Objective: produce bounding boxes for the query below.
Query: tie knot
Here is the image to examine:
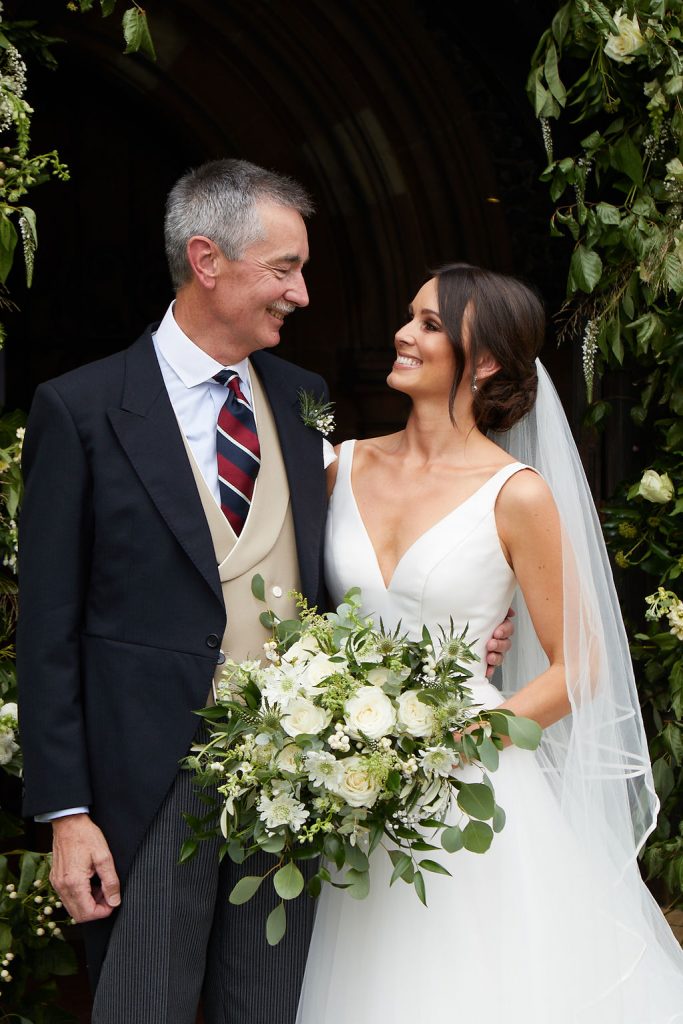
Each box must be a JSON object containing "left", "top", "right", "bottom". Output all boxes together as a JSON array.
[{"left": 213, "top": 370, "right": 245, "bottom": 401}]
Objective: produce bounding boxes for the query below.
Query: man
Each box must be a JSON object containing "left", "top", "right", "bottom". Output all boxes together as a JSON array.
[{"left": 18, "top": 159, "right": 511, "bottom": 1023}]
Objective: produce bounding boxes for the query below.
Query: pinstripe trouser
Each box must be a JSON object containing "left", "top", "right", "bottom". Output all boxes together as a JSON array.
[{"left": 91, "top": 765, "right": 315, "bottom": 1024}]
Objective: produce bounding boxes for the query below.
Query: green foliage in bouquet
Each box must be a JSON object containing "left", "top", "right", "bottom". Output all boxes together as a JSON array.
[
  {"left": 529, "top": 0, "right": 683, "bottom": 906},
  {"left": 0, "top": 851, "right": 76, "bottom": 1024},
  {"left": 185, "top": 577, "right": 541, "bottom": 945}
]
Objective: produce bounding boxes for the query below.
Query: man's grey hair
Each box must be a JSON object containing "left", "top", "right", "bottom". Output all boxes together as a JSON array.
[{"left": 164, "top": 159, "right": 315, "bottom": 290}]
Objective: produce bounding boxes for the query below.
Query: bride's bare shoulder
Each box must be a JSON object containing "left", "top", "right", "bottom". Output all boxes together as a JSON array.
[{"left": 495, "top": 467, "right": 558, "bottom": 525}]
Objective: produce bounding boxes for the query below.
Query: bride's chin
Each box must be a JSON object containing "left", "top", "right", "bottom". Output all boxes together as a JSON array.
[{"left": 386, "top": 370, "right": 412, "bottom": 394}]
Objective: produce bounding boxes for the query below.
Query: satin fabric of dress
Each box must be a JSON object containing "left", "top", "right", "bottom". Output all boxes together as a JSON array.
[{"left": 295, "top": 440, "right": 683, "bottom": 1024}]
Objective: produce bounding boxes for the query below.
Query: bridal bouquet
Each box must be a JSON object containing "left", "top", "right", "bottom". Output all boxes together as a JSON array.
[{"left": 184, "top": 578, "right": 541, "bottom": 944}]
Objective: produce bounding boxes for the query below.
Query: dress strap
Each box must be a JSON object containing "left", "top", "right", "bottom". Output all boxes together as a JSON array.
[
  {"left": 334, "top": 438, "right": 357, "bottom": 486},
  {"left": 487, "top": 462, "right": 536, "bottom": 507}
]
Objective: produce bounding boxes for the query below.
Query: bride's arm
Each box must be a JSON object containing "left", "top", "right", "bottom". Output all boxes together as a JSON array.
[{"left": 494, "top": 469, "right": 571, "bottom": 730}]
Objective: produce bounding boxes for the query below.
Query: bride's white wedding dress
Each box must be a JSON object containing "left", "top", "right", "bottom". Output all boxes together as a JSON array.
[{"left": 295, "top": 439, "right": 683, "bottom": 1024}]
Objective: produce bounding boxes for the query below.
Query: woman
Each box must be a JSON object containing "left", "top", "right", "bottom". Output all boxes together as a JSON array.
[{"left": 296, "top": 265, "right": 683, "bottom": 1023}]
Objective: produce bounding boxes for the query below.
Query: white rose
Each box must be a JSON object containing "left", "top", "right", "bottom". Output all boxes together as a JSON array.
[
  {"left": 0, "top": 730, "right": 18, "bottom": 766},
  {"left": 638, "top": 469, "right": 674, "bottom": 504},
  {"left": 332, "top": 755, "right": 380, "bottom": 808},
  {"left": 299, "top": 653, "right": 344, "bottom": 692},
  {"left": 276, "top": 743, "right": 302, "bottom": 773},
  {"left": 0, "top": 702, "right": 18, "bottom": 723},
  {"left": 281, "top": 697, "right": 331, "bottom": 737},
  {"left": 396, "top": 690, "right": 435, "bottom": 738},
  {"left": 367, "top": 667, "right": 391, "bottom": 687},
  {"left": 283, "top": 635, "right": 320, "bottom": 665},
  {"left": 344, "top": 686, "right": 396, "bottom": 740},
  {"left": 604, "top": 9, "right": 645, "bottom": 64}
]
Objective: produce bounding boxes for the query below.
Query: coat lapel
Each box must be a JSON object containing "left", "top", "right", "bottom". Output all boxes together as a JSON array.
[
  {"left": 106, "top": 327, "right": 224, "bottom": 610},
  {"left": 250, "top": 351, "right": 327, "bottom": 604}
]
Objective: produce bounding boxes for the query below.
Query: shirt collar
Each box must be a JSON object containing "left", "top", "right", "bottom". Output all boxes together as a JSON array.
[{"left": 153, "top": 302, "right": 251, "bottom": 388}]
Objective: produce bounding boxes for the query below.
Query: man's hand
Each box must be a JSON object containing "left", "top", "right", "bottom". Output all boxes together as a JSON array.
[
  {"left": 485, "top": 608, "right": 515, "bottom": 678},
  {"left": 50, "top": 813, "right": 121, "bottom": 923}
]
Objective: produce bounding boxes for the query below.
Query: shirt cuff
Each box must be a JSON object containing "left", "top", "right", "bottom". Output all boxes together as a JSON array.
[
  {"left": 323, "top": 438, "right": 337, "bottom": 469},
  {"left": 35, "top": 806, "right": 90, "bottom": 823}
]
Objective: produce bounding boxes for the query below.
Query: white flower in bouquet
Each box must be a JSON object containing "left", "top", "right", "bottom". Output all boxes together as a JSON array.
[
  {"left": 604, "top": 9, "right": 645, "bottom": 64},
  {"left": 0, "top": 702, "right": 17, "bottom": 724},
  {"left": 331, "top": 754, "right": 381, "bottom": 808},
  {"left": 258, "top": 791, "right": 310, "bottom": 832},
  {"left": 281, "top": 697, "right": 331, "bottom": 737},
  {"left": 344, "top": 685, "right": 396, "bottom": 740},
  {"left": 260, "top": 662, "right": 306, "bottom": 708},
  {"left": 299, "top": 652, "right": 345, "bottom": 692},
  {"left": 277, "top": 743, "right": 303, "bottom": 773},
  {"left": 396, "top": 690, "right": 435, "bottom": 738},
  {"left": 419, "top": 745, "right": 454, "bottom": 778},
  {"left": 304, "top": 750, "right": 344, "bottom": 789},
  {"left": 366, "top": 667, "right": 391, "bottom": 687},
  {"left": 282, "top": 634, "right": 321, "bottom": 665},
  {"left": 0, "top": 729, "right": 19, "bottom": 765}
]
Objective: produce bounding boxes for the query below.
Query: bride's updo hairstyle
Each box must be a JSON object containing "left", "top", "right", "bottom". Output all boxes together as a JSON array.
[{"left": 433, "top": 263, "right": 544, "bottom": 432}]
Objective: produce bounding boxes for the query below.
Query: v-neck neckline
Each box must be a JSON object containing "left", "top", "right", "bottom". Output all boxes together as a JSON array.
[{"left": 344, "top": 440, "right": 521, "bottom": 591}]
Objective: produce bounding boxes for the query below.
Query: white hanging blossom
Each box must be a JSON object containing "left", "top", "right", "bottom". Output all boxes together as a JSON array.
[{"left": 582, "top": 318, "right": 599, "bottom": 402}]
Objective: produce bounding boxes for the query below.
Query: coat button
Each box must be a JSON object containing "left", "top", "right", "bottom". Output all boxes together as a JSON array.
[{"left": 206, "top": 634, "right": 220, "bottom": 648}]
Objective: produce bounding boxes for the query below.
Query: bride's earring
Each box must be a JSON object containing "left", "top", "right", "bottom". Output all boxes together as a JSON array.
[{"left": 471, "top": 374, "right": 478, "bottom": 393}]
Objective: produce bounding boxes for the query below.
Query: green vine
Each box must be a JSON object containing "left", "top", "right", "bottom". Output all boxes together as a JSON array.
[{"left": 530, "top": 0, "right": 683, "bottom": 908}]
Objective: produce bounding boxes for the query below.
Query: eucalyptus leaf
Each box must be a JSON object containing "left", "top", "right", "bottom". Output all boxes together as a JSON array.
[
  {"left": 441, "top": 825, "right": 464, "bottom": 853},
  {"left": 462, "top": 820, "right": 494, "bottom": 854},
  {"left": 389, "top": 851, "right": 413, "bottom": 885},
  {"left": 492, "top": 805, "right": 506, "bottom": 833},
  {"left": 507, "top": 715, "right": 542, "bottom": 750},
  {"left": 345, "top": 867, "right": 370, "bottom": 899},
  {"left": 476, "top": 735, "right": 499, "bottom": 772},
  {"left": 273, "top": 861, "right": 305, "bottom": 900},
  {"left": 251, "top": 573, "right": 266, "bottom": 602},
  {"left": 266, "top": 902, "right": 287, "bottom": 945},
  {"left": 229, "top": 874, "right": 264, "bottom": 905},
  {"left": 344, "top": 843, "right": 369, "bottom": 872},
  {"left": 457, "top": 782, "right": 495, "bottom": 820}
]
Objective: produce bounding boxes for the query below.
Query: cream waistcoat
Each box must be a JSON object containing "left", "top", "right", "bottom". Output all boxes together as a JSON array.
[{"left": 178, "top": 365, "right": 302, "bottom": 687}]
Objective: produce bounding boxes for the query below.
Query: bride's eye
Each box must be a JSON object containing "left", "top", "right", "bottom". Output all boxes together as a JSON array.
[{"left": 423, "top": 320, "right": 440, "bottom": 332}]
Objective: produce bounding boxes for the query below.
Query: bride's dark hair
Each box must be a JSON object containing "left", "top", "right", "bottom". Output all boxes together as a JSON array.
[{"left": 432, "top": 263, "right": 544, "bottom": 432}]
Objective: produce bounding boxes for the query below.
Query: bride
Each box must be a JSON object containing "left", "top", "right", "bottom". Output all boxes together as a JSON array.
[{"left": 296, "top": 264, "right": 683, "bottom": 1023}]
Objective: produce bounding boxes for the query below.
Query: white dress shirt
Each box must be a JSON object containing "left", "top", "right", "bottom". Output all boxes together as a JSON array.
[{"left": 37, "top": 303, "right": 334, "bottom": 821}]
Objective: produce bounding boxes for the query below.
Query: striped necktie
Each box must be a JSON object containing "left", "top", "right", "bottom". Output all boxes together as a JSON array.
[{"left": 213, "top": 370, "right": 261, "bottom": 535}]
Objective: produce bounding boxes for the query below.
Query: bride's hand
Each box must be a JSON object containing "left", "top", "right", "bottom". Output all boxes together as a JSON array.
[{"left": 484, "top": 608, "right": 515, "bottom": 677}]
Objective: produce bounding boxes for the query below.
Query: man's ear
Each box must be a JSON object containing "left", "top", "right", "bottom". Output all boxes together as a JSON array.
[
  {"left": 186, "top": 235, "right": 222, "bottom": 289},
  {"left": 475, "top": 351, "right": 500, "bottom": 383}
]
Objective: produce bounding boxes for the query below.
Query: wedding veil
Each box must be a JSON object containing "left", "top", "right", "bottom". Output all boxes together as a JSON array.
[{"left": 492, "top": 360, "right": 683, "bottom": 971}]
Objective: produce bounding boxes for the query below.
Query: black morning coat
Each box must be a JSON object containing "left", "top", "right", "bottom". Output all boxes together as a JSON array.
[{"left": 16, "top": 324, "right": 329, "bottom": 981}]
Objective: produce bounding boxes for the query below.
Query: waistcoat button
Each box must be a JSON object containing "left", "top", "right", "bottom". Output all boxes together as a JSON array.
[{"left": 206, "top": 634, "right": 220, "bottom": 648}]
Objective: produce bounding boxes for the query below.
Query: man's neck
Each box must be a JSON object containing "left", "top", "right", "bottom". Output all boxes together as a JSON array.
[{"left": 173, "top": 290, "right": 252, "bottom": 365}]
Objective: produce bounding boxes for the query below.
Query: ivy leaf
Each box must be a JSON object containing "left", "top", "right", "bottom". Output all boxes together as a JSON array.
[
  {"left": 551, "top": 2, "right": 571, "bottom": 45},
  {"left": 569, "top": 245, "right": 603, "bottom": 294},
  {"left": 266, "top": 902, "right": 287, "bottom": 945},
  {"left": 652, "top": 756, "right": 675, "bottom": 803},
  {"left": 595, "top": 202, "right": 621, "bottom": 225},
  {"left": 664, "top": 253, "right": 683, "bottom": 295},
  {"left": 122, "top": 6, "right": 156, "bottom": 60},
  {"left": 100, "top": 0, "right": 117, "bottom": 14}
]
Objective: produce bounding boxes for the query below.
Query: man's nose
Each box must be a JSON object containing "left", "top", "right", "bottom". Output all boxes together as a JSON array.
[{"left": 285, "top": 270, "right": 309, "bottom": 308}]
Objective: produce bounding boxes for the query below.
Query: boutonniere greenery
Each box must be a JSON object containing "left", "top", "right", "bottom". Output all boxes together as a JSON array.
[{"left": 298, "top": 389, "right": 335, "bottom": 437}]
